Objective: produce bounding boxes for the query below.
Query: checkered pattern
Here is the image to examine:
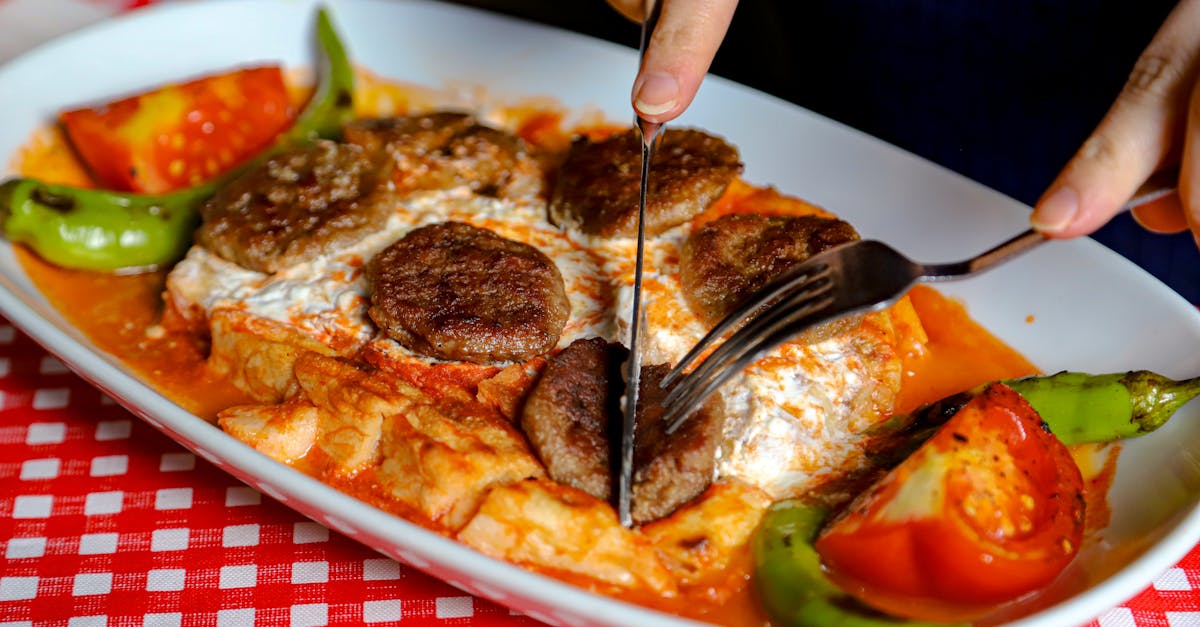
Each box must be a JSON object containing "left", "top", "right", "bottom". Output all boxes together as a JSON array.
[
  {"left": 7, "top": 329, "right": 1194, "bottom": 627},
  {"left": 0, "top": 320, "right": 539, "bottom": 626},
  {"left": 1097, "top": 563, "right": 1200, "bottom": 627},
  {"left": 3, "top": 320, "right": 1197, "bottom": 627}
]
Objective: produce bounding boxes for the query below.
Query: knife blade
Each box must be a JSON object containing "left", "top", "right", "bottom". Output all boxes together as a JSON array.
[{"left": 617, "top": 0, "right": 663, "bottom": 528}]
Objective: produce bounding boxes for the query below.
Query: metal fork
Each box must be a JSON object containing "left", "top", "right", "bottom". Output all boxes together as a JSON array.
[{"left": 658, "top": 173, "right": 1180, "bottom": 434}]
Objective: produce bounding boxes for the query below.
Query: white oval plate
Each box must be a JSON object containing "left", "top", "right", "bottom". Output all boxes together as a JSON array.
[{"left": 1, "top": 1, "right": 1199, "bottom": 625}]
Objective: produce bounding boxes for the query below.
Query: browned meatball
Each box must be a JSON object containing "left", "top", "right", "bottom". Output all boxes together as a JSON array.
[
  {"left": 197, "top": 139, "right": 391, "bottom": 273},
  {"left": 631, "top": 364, "right": 726, "bottom": 525},
  {"left": 343, "top": 112, "right": 541, "bottom": 198},
  {"left": 549, "top": 128, "right": 742, "bottom": 238},
  {"left": 681, "top": 212, "right": 860, "bottom": 338},
  {"left": 520, "top": 338, "right": 625, "bottom": 501},
  {"left": 367, "top": 222, "right": 570, "bottom": 364},
  {"left": 519, "top": 339, "right": 725, "bottom": 522}
]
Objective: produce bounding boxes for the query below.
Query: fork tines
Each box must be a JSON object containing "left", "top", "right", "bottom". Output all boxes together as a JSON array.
[{"left": 659, "top": 258, "right": 836, "bottom": 433}]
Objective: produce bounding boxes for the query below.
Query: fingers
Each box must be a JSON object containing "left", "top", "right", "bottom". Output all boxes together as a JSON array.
[
  {"left": 1180, "top": 71, "right": 1200, "bottom": 247},
  {"left": 1131, "top": 195, "right": 1190, "bottom": 234},
  {"left": 629, "top": 0, "right": 739, "bottom": 123},
  {"left": 1031, "top": 0, "right": 1200, "bottom": 239}
]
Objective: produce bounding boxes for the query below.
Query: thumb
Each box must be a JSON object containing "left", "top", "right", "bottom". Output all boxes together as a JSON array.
[
  {"left": 1031, "top": 0, "right": 1200, "bottom": 238},
  {"left": 631, "top": 0, "right": 739, "bottom": 123}
]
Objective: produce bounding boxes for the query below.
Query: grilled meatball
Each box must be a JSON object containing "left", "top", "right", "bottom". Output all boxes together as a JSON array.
[
  {"left": 520, "top": 338, "right": 625, "bottom": 500},
  {"left": 519, "top": 339, "right": 725, "bottom": 522},
  {"left": 367, "top": 221, "right": 570, "bottom": 364},
  {"left": 681, "top": 212, "right": 860, "bottom": 339},
  {"left": 343, "top": 112, "right": 542, "bottom": 198},
  {"left": 549, "top": 128, "right": 742, "bottom": 238},
  {"left": 631, "top": 364, "right": 726, "bottom": 525},
  {"left": 197, "top": 139, "right": 391, "bottom": 273}
]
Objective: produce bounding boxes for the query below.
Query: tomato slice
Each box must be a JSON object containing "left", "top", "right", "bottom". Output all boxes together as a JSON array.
[
  {"left": 59, "top": 65, "right": 294, "bottom": 194},
  {"left": 815, "top": 383, "right": 1085, "bottom": 613}
]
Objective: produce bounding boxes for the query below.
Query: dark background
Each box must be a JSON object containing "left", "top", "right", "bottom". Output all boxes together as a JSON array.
[{"left": 443, "top": 0, "right": 1197, "bottom": 304}]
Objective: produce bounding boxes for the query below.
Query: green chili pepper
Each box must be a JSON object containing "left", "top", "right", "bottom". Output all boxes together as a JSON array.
[
  {"left": 868, "top": 370, "right": 1200, "bottom": 465},
  {"left": 754, "top": 499, "right": 962, "bottom": 627},
  {"left": 1007, "top": 370, "right": 1200, "bottom": 445},
  {"left": 0, "top": 179, "right": 205, "bottom": 272},
  {"left": 0, "top": 7, "right": 355, "bottom": 273}
]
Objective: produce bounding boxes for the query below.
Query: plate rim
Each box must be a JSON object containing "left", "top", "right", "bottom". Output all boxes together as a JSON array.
[{"left": 0, "top": 1, "right": 1198, "bottom": 626}]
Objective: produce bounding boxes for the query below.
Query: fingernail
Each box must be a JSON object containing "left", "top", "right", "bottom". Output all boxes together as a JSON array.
[
  {"left": 1031, "top": 186, "right": 1079, "bottom": 233},
  {"left": 634, "top": 72, "right": 678, "bottom": 116}
]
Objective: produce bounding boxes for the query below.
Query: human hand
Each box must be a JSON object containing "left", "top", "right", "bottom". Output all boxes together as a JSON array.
[
  {"left": 1031, "top": 0, "right": 1200, "bottom": 250},
  {"left": 606, "top": 0, "right": 739, "bottom": 123}
]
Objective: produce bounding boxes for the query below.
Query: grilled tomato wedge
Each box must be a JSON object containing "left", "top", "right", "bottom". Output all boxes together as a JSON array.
[
  {"left": 60, "top": 65, "right": 293, "bottom": 193},
  {"left": 815, "top": 382, "right": 1085, "bottom": 612}
]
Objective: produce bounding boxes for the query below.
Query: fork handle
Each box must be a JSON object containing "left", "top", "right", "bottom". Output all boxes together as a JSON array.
[
  {"left": 922, "top": 229, "right": 1046, "bottom": 280},
  {"left": 965, "top": 228, "right": 1046, "bottom": 274},
  {"left": 926, "top": 167, "right": 1179, "bottom": 280}
]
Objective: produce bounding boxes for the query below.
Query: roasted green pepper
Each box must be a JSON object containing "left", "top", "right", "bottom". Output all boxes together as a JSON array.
[
  {"left": 1007, "top": 370, "right": 1200, "bottom": 444},
  {"left": 0, "top": 7, "right": 355, "bottom": 273},
  {"left": 868, "top": 370, "right": 1200, "bottom": 466},
  {"left": 754, "top": 500, "right": 960, "bottom": 627}
]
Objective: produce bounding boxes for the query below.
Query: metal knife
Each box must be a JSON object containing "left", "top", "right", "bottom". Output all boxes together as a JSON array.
[{"left": 617, "top": 0, "right": 664, "bottom": 528}]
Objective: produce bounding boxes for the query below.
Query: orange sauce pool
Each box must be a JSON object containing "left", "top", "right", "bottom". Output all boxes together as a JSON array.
[
  {"left": 16, "top": 249, "right": 253, "bottom": 419},
  {"left": 897, "top": 284, "right": 1039, "bottom": 409}
]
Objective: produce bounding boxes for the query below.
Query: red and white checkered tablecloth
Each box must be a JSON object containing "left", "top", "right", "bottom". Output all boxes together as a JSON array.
[
  {"left": 4, "top": 328, "right": 1199, "bottom": 627},
  {"left": 2, "top": 1, "right": 1200, "bottom": 626},
  {"left": 0, "top": 318, "right": 540, "bottom": 626}
]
